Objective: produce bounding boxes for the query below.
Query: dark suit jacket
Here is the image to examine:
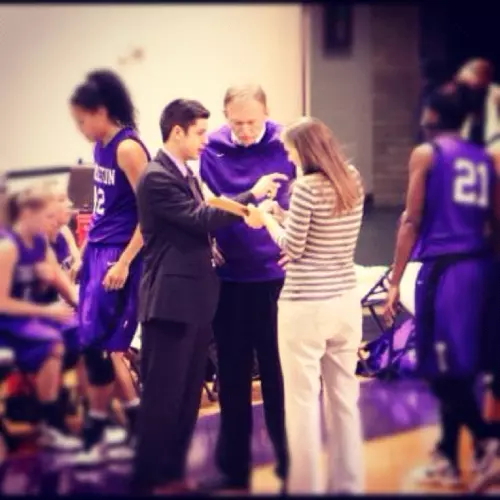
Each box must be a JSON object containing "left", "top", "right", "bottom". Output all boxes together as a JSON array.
[{"left": 136, "top": 149, "right": 255, "bottom": 325}]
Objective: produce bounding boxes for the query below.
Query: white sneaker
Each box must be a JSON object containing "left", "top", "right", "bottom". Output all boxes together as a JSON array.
[
  {"left": 106, "top": 443, "right": 135, "bottom": 462},
  {"left": 72, "top": 441, "right": 107, "bottom": 467},
  {"left": 411, "top": 450, "right": 462, "bottom": 488},
  {"left": 38, "top": 425, "right": 83, "bottom": 452},
  {"left": 103, "top": 426, "right": 128, "bottom": 447},
  {"left": 470, "top": 440, "right": 500, "bottom": 493}
]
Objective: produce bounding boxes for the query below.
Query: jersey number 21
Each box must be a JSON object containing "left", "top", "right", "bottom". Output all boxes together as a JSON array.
[{"left": 453, "top": 158, "right": 489, "bottom": 208}]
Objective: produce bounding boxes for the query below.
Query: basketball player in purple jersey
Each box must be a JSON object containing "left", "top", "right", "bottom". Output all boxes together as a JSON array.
[
  {"left": 384, "top": 85, "right": 500, "bottom": 490},
  {"left": 0, "top": 189, "right": 82, "bottom": 450},
  {"left": 69, "top": 69, "right": 150, "bottom": 462},
  {"left": 37, "top": 189, "right": 81, "bottom": 364},
  {"left": 46, "top": 185, "right": 80, "bottom": 273}
]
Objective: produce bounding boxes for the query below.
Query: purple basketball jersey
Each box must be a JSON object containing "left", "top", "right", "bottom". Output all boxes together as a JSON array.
[
  {"left": 414, "top": 135, "right": 494, "bottom": 260},
  {"left": 88, "top": 127, "right": 150, "bottom": 245},
  {"left": 6, "top": 231, "right": 47, "bottom": 302}
]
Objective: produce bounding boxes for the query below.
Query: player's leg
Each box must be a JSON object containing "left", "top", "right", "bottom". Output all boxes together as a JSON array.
[
  {"left": 77, "top": 245, "right": 120, "bottom": 457},
  {"left": 110, "top": 351, "right": 140, "bottom": 439},
  {"left": 411, "top": 263, "right": 462, "bottom": 486},
  {"left": 432, "top": 259, "right": 500, "bottom": 490},
  {"left": 5, "top": 320, "right": 82, "bottom": 451},
  {"left": 78, "top": 245, "right": 141, "bottom": 460},
  {"left": 106, "top": 259, "right": 142, "bottom": 443}
]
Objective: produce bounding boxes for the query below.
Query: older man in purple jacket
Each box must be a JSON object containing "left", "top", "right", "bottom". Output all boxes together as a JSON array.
[{"left": 199, "top": 85, "right": 294, "bottom": 493}]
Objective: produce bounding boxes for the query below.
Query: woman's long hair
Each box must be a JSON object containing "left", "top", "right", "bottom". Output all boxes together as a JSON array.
[{"left": 283, "top": 117, "right": 362, "bottom": 215}]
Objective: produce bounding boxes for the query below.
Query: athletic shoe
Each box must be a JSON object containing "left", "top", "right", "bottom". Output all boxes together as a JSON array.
[
  {"left": 103, "top": 426, "right": 128, "bottom": 447},
  {"left": 38, "top": 425, "right": 83, "bottom": 452},
  {"left": 470, "top": 439, "right": 500, "bottom": 493},
  {"left": 410, "top": 450, "right": 462, "bottom": 488}
]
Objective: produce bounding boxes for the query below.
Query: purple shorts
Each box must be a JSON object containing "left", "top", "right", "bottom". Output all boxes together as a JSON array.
[
  {"left": 78, "top": 243, "right": 141, "bottom": 351},
  {"left": 414, "top": 257, "right": 490, "bottom": 379},
  {"left": 0, "top": 316, "right": 77, "bottom": 373}
]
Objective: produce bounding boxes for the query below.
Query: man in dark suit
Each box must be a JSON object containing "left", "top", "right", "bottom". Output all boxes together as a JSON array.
[{"left": 131, "top": 99, "right": 287, "bottom": 494}]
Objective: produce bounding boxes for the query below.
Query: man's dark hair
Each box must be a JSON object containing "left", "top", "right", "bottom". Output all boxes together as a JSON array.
[
  {"left": 425, "top": 83, "right": 470, "bottom": 131},
  {"left": 159, "top": 99, "right": 210, "bottom": 142}
]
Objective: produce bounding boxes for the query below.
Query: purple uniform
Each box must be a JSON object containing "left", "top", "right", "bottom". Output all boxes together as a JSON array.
[
  {"left": 0, "top": 232, "right": 76, "bottom": 372},
  {"left": 200, "top": 121, "right": 295, "bottom": 282},
  {"left": 35, "top": 232, "right": 72, "bottom": 304},
  {"left": 413, "top": 135, "right": 494, "bottom": 379},
  {"left": 78, "top": 127, "right": 150, "bottom": 351},
  {"left": 33, "top": 231, "right": 81, "bottom": 359}
]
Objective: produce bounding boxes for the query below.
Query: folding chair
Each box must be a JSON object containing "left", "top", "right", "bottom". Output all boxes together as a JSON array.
[{"left": 357, "top": 263, "right": 421, "bottom": 379}]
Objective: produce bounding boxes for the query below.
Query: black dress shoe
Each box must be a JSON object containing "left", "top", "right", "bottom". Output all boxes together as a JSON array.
[{"left": 279, "top": 481, "right": 288, "bottom": 495}]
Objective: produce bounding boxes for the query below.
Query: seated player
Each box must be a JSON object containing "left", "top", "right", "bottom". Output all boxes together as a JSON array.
[
  {"left": 0, "top": 188, "right": 81, "bottom": 451},
  {"left": 383, "top": 83, "right": 500, "bottom": 491},
  {"left": 36, "top": 186, "right": 81, "bottom": 368},
  {"left": 38, "top": 185, "right": 128, "bottom": 450}
]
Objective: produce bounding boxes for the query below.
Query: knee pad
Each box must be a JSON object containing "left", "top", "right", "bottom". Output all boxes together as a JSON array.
[{"left": 83, "top": 348, "right": 115, "bottom": 387}]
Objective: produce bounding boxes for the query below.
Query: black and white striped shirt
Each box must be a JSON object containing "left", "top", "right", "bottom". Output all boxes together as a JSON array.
[{"left": 274, "top": 166, "right": 364, "bottom": 301}]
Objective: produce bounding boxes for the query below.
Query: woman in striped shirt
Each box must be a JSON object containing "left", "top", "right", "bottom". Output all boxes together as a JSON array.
[{"left": 245, "top": 117, "right": 365, "bottom": 494}]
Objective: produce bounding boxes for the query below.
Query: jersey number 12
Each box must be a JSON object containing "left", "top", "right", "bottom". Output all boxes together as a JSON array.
[
  {"left": 453, "top": 158, "right": 489, "bottom": 208},
  {"left": 93, "top": 187, "right": 106, "bottom": 216}
]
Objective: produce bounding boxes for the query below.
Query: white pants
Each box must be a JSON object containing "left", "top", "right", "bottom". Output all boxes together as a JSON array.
[{"left": 278, "top": 288, "right": 364, "bottom": 494}]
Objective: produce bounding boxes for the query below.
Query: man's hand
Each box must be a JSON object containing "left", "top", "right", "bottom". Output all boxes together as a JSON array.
[
  {"left": 102, "top": 260, "right": 129, "bottom": 291},
  {"left": 383, "top": 284, "right": 400, "bottom": 326},
  {"left": 251, "top": 173, "right": 288, "bottom": 200}
]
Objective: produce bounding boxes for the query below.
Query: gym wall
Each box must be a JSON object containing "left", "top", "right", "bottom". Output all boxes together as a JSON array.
[
  {"left": 0, "top": 4, "right": 303, "bottom": 173},
  {"left": 308, "top": 4, "right": 374, "bottom": 194},
  {"left": 308, "top": 5, "right": 420, "bottom": 205}
]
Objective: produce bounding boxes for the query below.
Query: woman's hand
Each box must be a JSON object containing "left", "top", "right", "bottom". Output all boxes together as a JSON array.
[{"left": 244, "top": 204, "right": 265, "bottom": 229}]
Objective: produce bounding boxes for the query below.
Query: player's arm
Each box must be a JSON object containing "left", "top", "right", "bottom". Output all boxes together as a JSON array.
[
  {"left": 102, "top": 139, "right": 149, "bottom": 291},
  {"left": 60, "top": 225, "right": 81, "bottom": 269},
  {"left": 0, "top": 239, "right": 53, "bottom": 317},
  {"left": 116, "top": 139, "right": 149, "bottom": 265},
  {"left": 385, "top": 144, "right": 433, "bottom": 318},
  {"left": 43, "top": 247, "right": 78, "bottom": 308}
]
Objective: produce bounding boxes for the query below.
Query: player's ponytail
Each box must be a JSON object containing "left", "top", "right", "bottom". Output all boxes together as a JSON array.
[{"left": 70, "top": 69, "right": 137, "bottom": 130}]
